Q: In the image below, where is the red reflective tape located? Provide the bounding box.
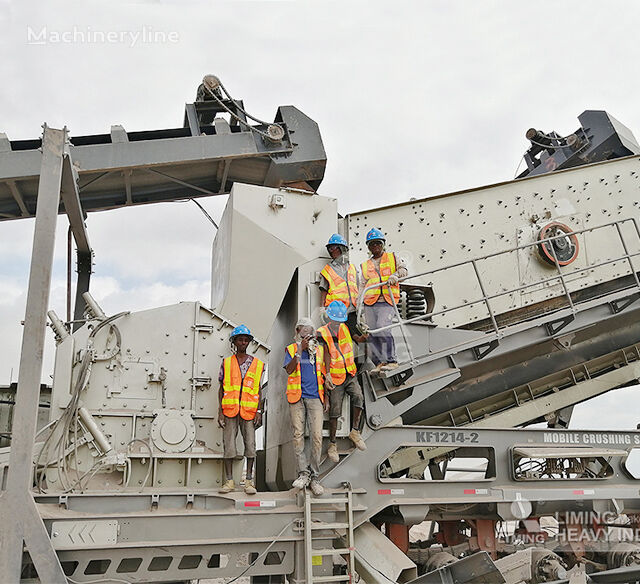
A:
[464,489,476,494]
[573,490,584,495]
[244,501,260,507]
[378,489,391,495]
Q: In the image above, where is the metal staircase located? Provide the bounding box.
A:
[303,488,356,583]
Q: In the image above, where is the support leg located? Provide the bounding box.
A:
[0,126,67,583]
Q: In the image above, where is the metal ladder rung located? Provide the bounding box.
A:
[310,497,348,505]
[312,547,352,556]
[311,521,349,530]
[312,575,351,583]
[304,488,356,584]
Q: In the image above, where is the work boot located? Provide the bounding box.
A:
[219,479,235,493]
[292,473,310,489]
[244,478,257,495]
[309,479,324,496]
[349,429,367,451]
[380,362,399,371]
[327,442,339,463]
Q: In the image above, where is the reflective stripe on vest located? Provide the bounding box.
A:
[361,252,400,305]
[285,343,325,404]
[321,263,359,308]
[222,356,264,420]
[317,323,356,385]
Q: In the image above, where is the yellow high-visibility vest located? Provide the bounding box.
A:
[285,343,325,404]
[361,252,400,305]
[320,263,359,308]
[317,323,356,385]
[222,355,264,420]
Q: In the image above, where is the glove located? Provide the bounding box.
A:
[387,274,399,286]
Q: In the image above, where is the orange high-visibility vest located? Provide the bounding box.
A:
[222,355,264,420]
[285,343,325,404]
[361,252,400,305]
[317,324,357,385]
[321,263,359,308]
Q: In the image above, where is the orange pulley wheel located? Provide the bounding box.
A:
[537,221,579,266]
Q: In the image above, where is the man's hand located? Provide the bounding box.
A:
[387,274,399,286]
[325,377,335,392]
[324,398,330,414]
[299,335,311,352]
[217,411,226,428]
[254,412,263,429]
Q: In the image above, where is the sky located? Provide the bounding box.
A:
[0,0,639,429]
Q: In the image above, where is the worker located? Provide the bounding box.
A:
[218,325,265,495]
[361,228,408,371]
[317,301,367,463]
[283,317,331,496]
[319,233,363,341]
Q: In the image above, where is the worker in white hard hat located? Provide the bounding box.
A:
[218,324,265,495]
[283,318,332,496]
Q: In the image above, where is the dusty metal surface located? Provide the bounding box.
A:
[0,98,326,220]
[5,100,640,583]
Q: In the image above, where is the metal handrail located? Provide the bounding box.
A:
[356,218,640,352]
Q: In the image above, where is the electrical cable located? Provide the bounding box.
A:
[513,155,525,178]
[35,311,128,492]
[67,577,131,584]
[226,519,296,583]
[528,137,571,151]
[202,81,283,141]
[125,438,153,490]
[189,198,219,229]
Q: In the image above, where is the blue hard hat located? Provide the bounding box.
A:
[230,324,253,341]
[366,228,386,243]
[326,300,348,322]
[326,233,348,249]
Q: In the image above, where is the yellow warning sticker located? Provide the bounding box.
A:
[312,555,323,566]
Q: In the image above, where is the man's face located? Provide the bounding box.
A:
[327,244,343,260]
[233,335,251,352]
[297,325,314,339]
[367,240,384,257]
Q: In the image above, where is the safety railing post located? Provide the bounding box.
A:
[614,221,640,290]
[547,235,576,315]
[471,259,500,337]
[387,282,414,362]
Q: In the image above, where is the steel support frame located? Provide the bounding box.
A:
[0,127,68,583]
[322,425,640,528]
[60,151,94,329]
[384,359,640,477]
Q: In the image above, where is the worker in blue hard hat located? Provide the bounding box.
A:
[317,301,367,462]
[361,228,408,371]
[218,324,265,494]
[319,233,366,342]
